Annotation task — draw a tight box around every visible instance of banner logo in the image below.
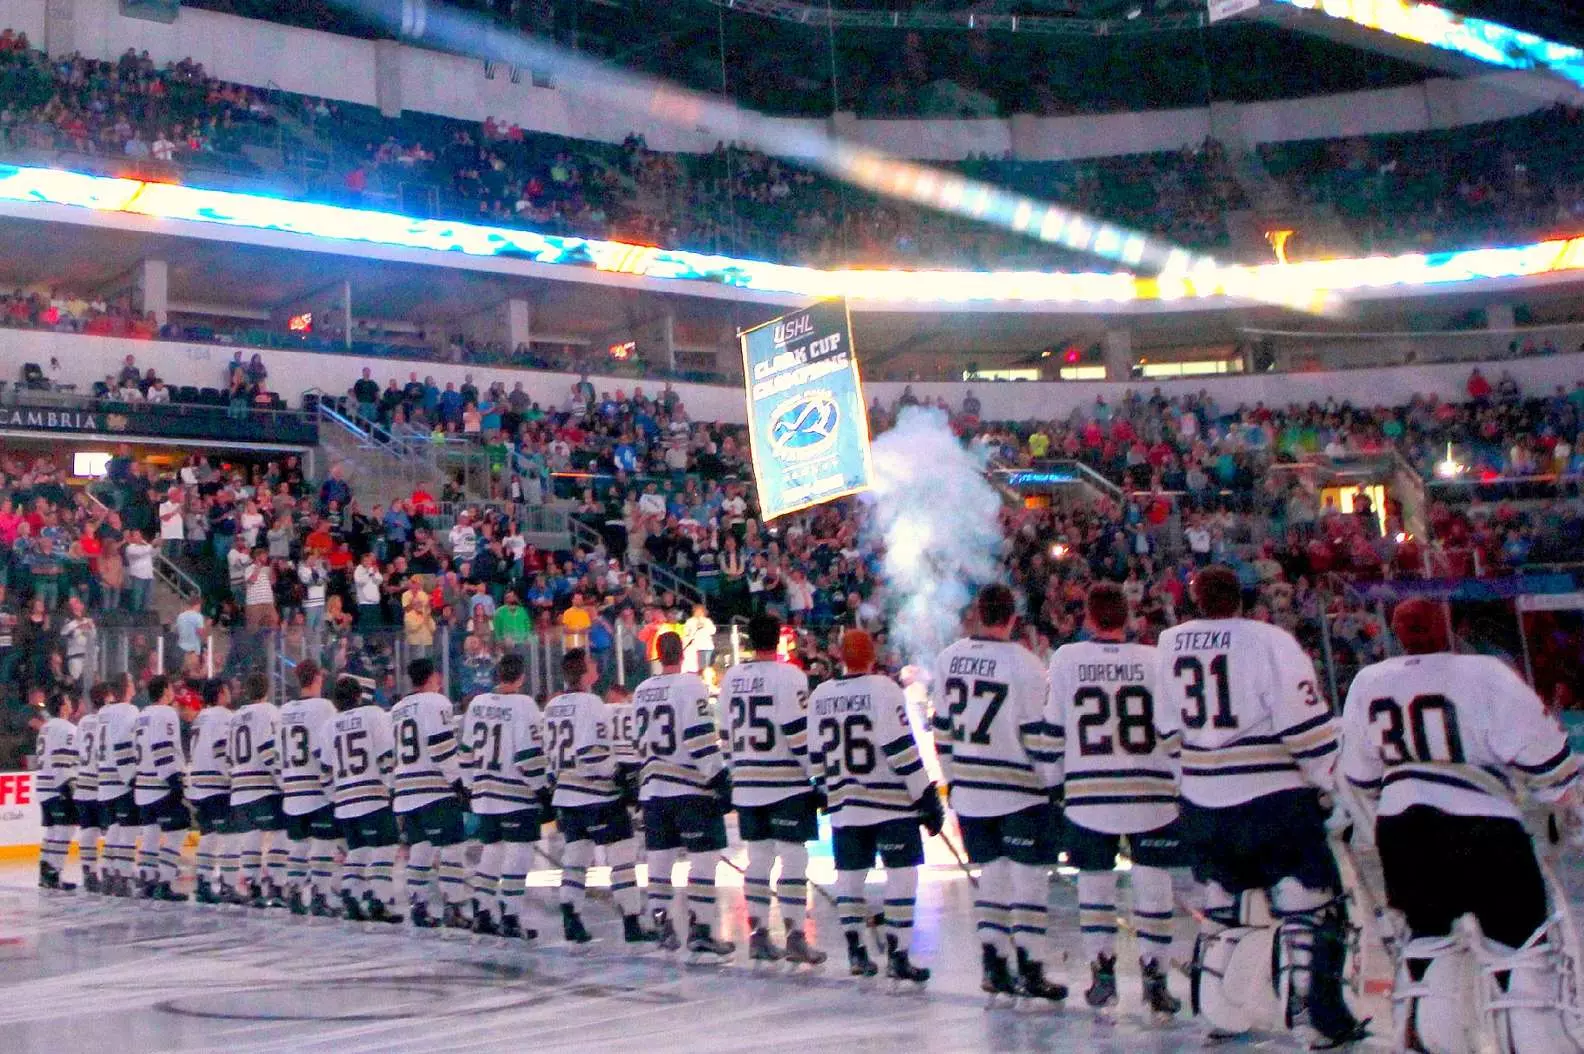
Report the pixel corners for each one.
[770,391,840,460]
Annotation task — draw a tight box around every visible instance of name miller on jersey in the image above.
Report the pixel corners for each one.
[1171,631,1232,652]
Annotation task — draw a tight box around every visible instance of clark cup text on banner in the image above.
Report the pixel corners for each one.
[741,299,874,520]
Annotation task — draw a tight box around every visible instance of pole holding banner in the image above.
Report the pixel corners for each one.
[740,298,874,521]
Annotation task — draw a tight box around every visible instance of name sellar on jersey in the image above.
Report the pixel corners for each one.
[808,673,932,828]
[132,704,186,805]
[1047,640,1178,835]
[1342,652,1581,822]
[630,672,723,800]
[459,691,546,814]
[1155,618,1338,809]
[389,692,462,813]
[278,696,338,816]
[542,692,619,807]
[930,637,1056,819]
[720,659,812,808]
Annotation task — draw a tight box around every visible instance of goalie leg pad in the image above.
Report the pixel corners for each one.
[1476,925,1584,1054]
[1393,934,1477,1054]
[1190,923,1285,1035]
[1271,879,1364,1042]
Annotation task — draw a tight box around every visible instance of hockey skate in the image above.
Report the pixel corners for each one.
[499,914,535,941]
[288,888,308,916]
[623,913,661,944]
[981,944,1019,1007]
[885,934,929,988]
[1085,954,1119,1009]
[472,905,500,936]
[1140,957,1181,1018]
[410,902,442,929]
[81,870,102,895]
[747,923,784,963]
[847,932,879,977]
[139,877,159,900]
[785,929,827,966]
[152,881,188,903]
[340,890,367,922]
[1015,947,1069,1004]
[653,910,681,952]
[362,895,402,924]
[194,878,219,905]
[262,880,287,909]
[686,920,735,963]
[38,862,75,891]
[561,903,593,944]
[442,902,472,930]
[309,891,338,918]
[246,881,268,909]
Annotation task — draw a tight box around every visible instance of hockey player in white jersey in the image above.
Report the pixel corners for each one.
[543,647,659,946]
[1047,582,1182,1016]
[1342,598,1584,1053]
[279,660,341,917]
[73,683,106,893]
[229,672,287,908]
[631,631,734,957]
[459,652,546,940]
[931,584,1067,1003]
[187,678,237,905]
[721,614,823,964]
[391,658,469,928]
[320,674,402,923]
[95,676,141,897]
[1155,566,1366,1048]
[132,675,190,901]
[35,691,79,890]
[809,630,941,983]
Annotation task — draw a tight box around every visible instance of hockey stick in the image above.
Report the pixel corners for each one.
[935,829,980,890]
[528,842,624,915]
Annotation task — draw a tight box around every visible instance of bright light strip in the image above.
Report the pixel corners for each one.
[4,163,1584,304]
[1271,0,1584,88]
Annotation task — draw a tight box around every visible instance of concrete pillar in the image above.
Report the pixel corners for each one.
[374,40,404,119]
[1485,303,1516,331]
[1103,329,1132,382]
[506,298,531,352]
[661,311,675,370]
[44,0,74,60]
[132,258,169,325]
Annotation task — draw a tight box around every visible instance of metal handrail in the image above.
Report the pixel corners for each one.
[80,486,203,602]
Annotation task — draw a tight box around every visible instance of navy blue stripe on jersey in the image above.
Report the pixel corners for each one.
[1065,793,1178,807]
[1348,774,1384,792]
[1066,767,1175,782]
[1382,769,1503,797]
[1280,713,1331,738]
[1514,745,1572,776]
[1181,761,1298,778]
[1289,740,1339,761]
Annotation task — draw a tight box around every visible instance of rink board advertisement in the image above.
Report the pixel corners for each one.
[0,772,42,859]
[741,300,873,520]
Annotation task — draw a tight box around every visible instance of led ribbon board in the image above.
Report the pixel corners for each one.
[4,164,1584,303]
[741,300,874,520]
[1270,0,1584,88]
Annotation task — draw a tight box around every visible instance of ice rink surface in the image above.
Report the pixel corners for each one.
[4,851,1581,1054]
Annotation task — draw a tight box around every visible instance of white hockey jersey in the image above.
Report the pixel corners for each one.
[1047,640,1179,835]
[459,691,546,815]
[133,704,186,806]
[389,691,461,813]
[229,701,283,806]
[720,659,813,808]
[1341,652,1581,823]
[630,672,723,800]
[1155,618,1338,809]
[187,706,232,802]
[278,696,338,817]
[95,701,140,802]
[320,705,396,819]
[930,637,1057,819]
[33,718,77,801]
[608,701,640,774]
[542,692,619,807]
[808,673,932,828]
[74,712,101,802]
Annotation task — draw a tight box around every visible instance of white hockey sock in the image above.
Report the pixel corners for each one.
[835,869,869,935]
[438,844,469,907]
[264,841,288,887]
[42,826,71,871]
[1130,865,1175,964]
[499,843,532,919]
[368,845,397,905]
[1009,860,1050,958]
[195,832,217,884]
[560,839,592,909]
[407,842,435,905]
[883,865,919,954]
[343,847,370,901]
[474,842,504,908]
[158,838,182,885]
[79,826,102,877]
[743,840,775,925]
[239,829,264,885]
[110,824,137,878]
[777,842,809,933]
[976,858,1014,955]
[309,838,340,898]
[688,851,720,927]
[218,833,242,892]
[287,839,310,890]
[647,848,678,921]
[138,824,161,882]
[607,838,639,916]
[1078,870,1121,962]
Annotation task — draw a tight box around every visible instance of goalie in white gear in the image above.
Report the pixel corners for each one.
[1046,582,1182,1016]
[1341,597,1584,1054]
[1155,566,1367,1048]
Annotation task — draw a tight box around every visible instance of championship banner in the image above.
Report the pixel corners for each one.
[741,299,874,520]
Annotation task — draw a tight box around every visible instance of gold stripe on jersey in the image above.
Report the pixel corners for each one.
[188,768,230,796]
[1380,762,1515,802]
[640,757,711,793]
[1515,745,1582,795]
[941,756,1045,795]
[1280,716,1341,759]
[1063,771,1178,808]
[729,757,810,793]
[825,774,914,817]
[1180,740,1297,774]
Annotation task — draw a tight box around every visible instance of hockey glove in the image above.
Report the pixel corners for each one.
[535,785,555,825]
[615,765,640,808]
[453,779,470,807]
[915,785,945,837]
[810,787,829,815]
[166,773,185,805]
[706,769,734,813]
